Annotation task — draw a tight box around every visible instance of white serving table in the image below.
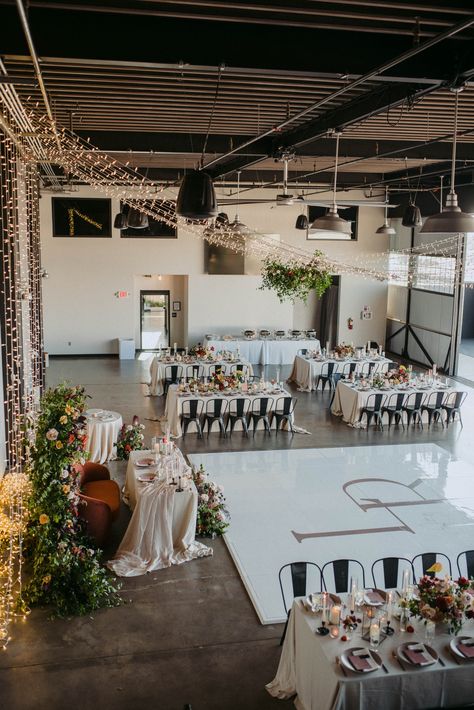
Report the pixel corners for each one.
[331,381,453,427]
[164,384,292,437]
[85,408,123,464]
[267,599,474,710]
[149,356,253,396]
[288,355,392,392]
[107,449,212,576]
[204,337,320,366]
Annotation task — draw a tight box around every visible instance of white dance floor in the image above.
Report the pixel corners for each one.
[189,444,474,625]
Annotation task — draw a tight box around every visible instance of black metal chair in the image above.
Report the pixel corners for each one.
[297,348,309,356]
[278,562,322,645]
[442,391,467,427]
[247,375,260,383]
[203,398,229,437]
[209,363,226,376]
[360,361,378,377]
[315,362,341,392]
[229,363,250,377]
[342,362,357,378]
[382,392,406,428]
[412,552,452,579]
[402,391,425,429]
[368,341,379,350]
[226,398,251,436]
[421,391,447,427]
[321,559,366,595]
[457,550,474,579]
[358,393,386,430]
[250,396,274,436]
[186,364,203,382]
[164,364,184,394]
[273,396,297,434]
[371,557,415,590]
[180,398,204,438]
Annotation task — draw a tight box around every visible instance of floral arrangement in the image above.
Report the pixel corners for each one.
[260,252,332,303]
[22,383,120,617]
[371,373,387,389]
[334,343,355,358]
[190,343,216,360]
[209,371,244,391]
[116,416,145,460]
[192,464,230,537]
[387,364,410,385]
[403,574,474,634]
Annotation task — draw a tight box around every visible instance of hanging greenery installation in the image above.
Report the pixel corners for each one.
[260,252,332,303]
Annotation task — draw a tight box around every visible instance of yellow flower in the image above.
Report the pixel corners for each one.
[65,404,74,415]
[39,514,49,525]
[59,415,68,425]
[62,484,70,494]
[42,574,51,585]
[427,562,443,573]
[55,441,63,449]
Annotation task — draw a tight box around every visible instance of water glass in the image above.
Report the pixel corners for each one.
[369,617,380,650]
[425,620,436,642]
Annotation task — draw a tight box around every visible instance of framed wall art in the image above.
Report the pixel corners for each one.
[52,197,112,238]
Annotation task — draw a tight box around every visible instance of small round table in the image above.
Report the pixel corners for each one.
[85,409,123,464]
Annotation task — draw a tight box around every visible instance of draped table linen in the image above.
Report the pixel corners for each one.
[164,384,293,437]
[288,356,392,392]
[267,599,474,710]
[149,356,254,396]
[107,450,211,576]
[85,409,122,464]
[204,337,320,366]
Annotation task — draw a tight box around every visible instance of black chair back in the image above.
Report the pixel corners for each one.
[321,362,337,377]
[371,557,414,589]
[405,391,424,409]
[206,398,227,417]
[457,550,474,579]
[321,559,366,594]
[186,364,202,380]
[276,396,295,416]
[230,398,250,417]
[278,562,322,614]
[298,349,309,356]
[446,391,467,409]
[253,397,272,416]
[412,552,452,579]
[182,398,203,418]
[165,364,183,382]
[386,393,405,410]
[230,363,248,376]
[343,362,357,377]
[365,393,385,411]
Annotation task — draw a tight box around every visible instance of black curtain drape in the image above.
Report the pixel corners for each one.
[319,279,339,349]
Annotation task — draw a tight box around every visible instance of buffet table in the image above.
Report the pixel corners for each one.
[288,355,392,392]
[107,449,212,576]
[204,336,320,366]
[267,598,474,710]
[85,408,122,464]
[149,355,254,396]
[164,384,293,437]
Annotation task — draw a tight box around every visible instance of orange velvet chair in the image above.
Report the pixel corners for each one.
[77,462,121,547]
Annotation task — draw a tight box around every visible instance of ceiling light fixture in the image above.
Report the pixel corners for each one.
[376,187,396,235]
[230,171,250,234]
[127,207,149,229]
[421,88,474,234]
[113,211,128,229]
[310,132,352,235]
[295,213,309,230]
[176,169,218,220]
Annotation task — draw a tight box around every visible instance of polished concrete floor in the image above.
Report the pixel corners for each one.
[1,356,473,710]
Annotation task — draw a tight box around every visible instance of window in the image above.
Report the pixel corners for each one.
[412,255,455,294]
[387,252,409,287]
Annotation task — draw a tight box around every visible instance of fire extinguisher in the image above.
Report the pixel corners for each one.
[347,317,354,330]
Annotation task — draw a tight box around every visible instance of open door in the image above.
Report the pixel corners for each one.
[140,290,170,350]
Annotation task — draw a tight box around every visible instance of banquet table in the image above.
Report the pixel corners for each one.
[107,449,212,576]
[288,355,392,392]
[331,381,453,427]
[204,336,320,366]
[267,599,474,710]
[85,408,122,464]
[164,384,293,437]
[149,355,254,396]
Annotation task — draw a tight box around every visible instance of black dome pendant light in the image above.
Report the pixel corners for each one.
[113,211,128,229]
[295,213,309,230]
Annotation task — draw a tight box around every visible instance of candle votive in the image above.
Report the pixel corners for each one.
[329,625,339,639]
[329,604,341,626]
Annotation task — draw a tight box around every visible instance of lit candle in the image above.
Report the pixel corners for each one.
[329,625,339,639]
[370,621,380,644]
[185,346,188,356]
[329,604,341,626]
[173,342,177,355]
[402,568,410,598]
[326,341,330,353]
[386,590,393,622]
[321,592,329,623]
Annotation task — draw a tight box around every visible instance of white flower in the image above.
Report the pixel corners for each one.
[60,469,69,479]
[139,433,144,440]
[58,541,67,552]
[140,424,145,429]
[126,425,133,431]
[200,494,209,503]
[46,428,58,441]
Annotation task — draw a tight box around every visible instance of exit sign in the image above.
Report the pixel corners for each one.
[115,291,129,299]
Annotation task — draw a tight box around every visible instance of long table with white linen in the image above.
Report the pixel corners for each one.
[288,355,392,392]
[267,598,474,710]
[331,381,453,426]
[164,384,292,437]
[107,449,212,576]
[204,337,320,366]
[149,356,254,396]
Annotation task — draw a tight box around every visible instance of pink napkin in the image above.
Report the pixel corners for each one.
[348,653,371,671]
[365,591,385,604]
[458,642,474,658]
[404,646,431,665]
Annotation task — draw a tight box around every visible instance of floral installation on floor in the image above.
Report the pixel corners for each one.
[402,574,474,634]
[116,415,145,460]
[192,464,230,538]
[260,253,332,303]
[22,383,121,617]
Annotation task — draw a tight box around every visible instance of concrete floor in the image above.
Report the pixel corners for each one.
[1,356,473,710]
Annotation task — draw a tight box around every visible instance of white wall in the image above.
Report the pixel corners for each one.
[39,185,389,354]
[133,274,186,346]
[338,275,388,347]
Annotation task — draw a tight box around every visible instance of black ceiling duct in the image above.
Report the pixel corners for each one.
[176,170,218,219]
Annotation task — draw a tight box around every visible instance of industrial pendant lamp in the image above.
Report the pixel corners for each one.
[113,211,128,229]
[421,89,474,234]
[402,202,422,228]
[230,172,250,234]
[310,132,352,235]
[295,213,309,230]
[376,187,396,235]
[127,207,149,229]
[176,168,218,220]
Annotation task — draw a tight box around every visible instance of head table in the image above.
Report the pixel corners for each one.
[288,355,393,392]
[331,380,454,427]
[267,598,474,710]
[107,449,212,576]
[204,336,321,366]
[148,355,254,396]
[85,408,122,464]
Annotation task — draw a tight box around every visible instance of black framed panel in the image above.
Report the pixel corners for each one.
[52,197,112,238]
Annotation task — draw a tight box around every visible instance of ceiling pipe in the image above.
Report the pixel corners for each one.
[201,14,474,172]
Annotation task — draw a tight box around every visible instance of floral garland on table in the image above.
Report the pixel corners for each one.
[260,252,332,303]
[334,343,355,358]
[190,343,216,360]
[116,416,145,460]
[387,364,410,385]
[371,373,387,389]
[209,371,244,391]
[403,574,474,635]
[22,383,121,617]
[192,465,230,538]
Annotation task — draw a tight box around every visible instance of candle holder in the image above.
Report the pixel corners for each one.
[383,619,394,636]
[316,620,329,636]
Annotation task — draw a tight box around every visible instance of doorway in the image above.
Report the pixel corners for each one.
[140,290,170,350]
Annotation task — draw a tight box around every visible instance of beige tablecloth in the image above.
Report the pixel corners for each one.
[107,450,212,576]
[164,384,292,437]
[288,356,392,392]
[149,356,253,396]
[85,409,122,463]
[267,599,474,710]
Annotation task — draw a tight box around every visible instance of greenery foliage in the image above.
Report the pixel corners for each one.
[116,419,145,460]
[260,253,332,303]
[23,383,121,617]
[193,465,230,537]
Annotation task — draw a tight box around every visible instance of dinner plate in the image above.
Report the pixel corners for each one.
[137,473,156,483]
[449,636,474,660]
[363,589,385,606]
[397,642,438,667]
[340,647,382,674]
[99,414,115,421]
[136,458,156,468]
